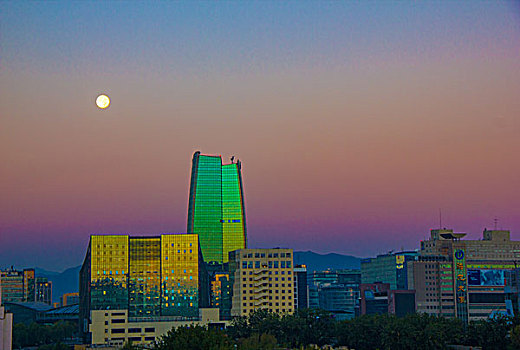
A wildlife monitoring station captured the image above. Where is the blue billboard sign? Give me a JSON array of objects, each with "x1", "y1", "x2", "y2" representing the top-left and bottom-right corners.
[{"x1": 467, "y1": 269, "x2": 505, "y2": 286}]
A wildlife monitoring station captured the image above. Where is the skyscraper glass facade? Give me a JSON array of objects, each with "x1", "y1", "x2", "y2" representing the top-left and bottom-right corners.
[
  {"x1": 89, "y1": 235, "x2": 129, "y2": 312},
  {"x1": 80, "y1": 233, "x2": 206, "y2": 337},
  {"x1": 129, "y1": 237, "x2": 161, "y2": 317},
  {"x1": 187, "y1": 152, "x2": 247, "y2": 264},
  {"x1": 160, "y1": 234, "x2": 200, "y2": 317}
]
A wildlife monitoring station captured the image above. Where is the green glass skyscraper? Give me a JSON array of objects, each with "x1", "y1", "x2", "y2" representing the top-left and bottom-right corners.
[{"x1": 187, "y1": 151, "x2": 247, "y2": 264}]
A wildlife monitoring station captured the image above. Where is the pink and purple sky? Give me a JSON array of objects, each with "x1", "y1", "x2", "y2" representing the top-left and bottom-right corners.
[{"x1": 1, "y1": 2, "x2": 519, "y2": 271}]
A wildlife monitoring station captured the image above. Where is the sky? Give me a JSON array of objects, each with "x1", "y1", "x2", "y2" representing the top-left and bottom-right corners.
[{"x1": 1, "y1": 1, "x2": 519, "y2": 271}]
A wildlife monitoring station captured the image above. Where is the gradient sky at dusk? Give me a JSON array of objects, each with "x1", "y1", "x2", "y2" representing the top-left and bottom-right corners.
[{"x1": 1, "y1": 2, "x2": 519, "y2": 271}]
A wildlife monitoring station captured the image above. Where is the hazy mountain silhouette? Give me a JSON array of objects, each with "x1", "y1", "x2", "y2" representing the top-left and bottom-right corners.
[
  {"x1": 293, "y1": 251, "x2": 361, "y2": 272},
  {"x1": 36, "y1": 266, "x2": 81, "y2": 303}
]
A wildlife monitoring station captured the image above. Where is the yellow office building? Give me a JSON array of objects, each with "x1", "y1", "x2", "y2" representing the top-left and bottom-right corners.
[{"x1": 79, "y1": 234, "x2": 210, "y2": 345}]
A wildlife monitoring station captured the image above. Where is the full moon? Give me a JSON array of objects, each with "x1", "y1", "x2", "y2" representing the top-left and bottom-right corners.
[{"x1": 95, "y1": 94, "x2": 110, "y2": 109}]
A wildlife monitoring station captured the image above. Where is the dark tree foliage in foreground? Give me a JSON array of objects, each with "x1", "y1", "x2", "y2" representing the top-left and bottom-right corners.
[
  {"x1": 464, "y1": 316, "x2": 519, "y2": 350},
  {"x1": 151, "y1": 310, "x2": 520, "y2": 350},
  {"x1": 227, "y1": 308, "x2": 335, "y2": 348},
  {"x1": 37, "y1": 343, "x2": 69, "y2": 350},
  {"x1": 12, "y1": 321, "x2": 77, "y2": 349},
  {"x1": 153, "y1": 324, "x2": 234, "y2": 350},
  {"x1": 336, "y1": 313, "x2": 466, "y2": 350}
]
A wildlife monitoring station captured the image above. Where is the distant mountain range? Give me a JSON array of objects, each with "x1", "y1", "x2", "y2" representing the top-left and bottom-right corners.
[
  {"x1": 293, "y1": 251, "x2": 361, "y2": 272},
  {"x1": 35, "y1": 251, "x2": 361, "y2": 302},
  {"x1": 36, "y1": 266, "x2": 81, "y2": 303}
]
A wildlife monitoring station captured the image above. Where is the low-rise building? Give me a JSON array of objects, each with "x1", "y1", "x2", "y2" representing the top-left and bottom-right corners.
[
  {"x1": 61, "y1": 292, "x2": 79, "y2": 307},
  {"x1": 3, "y1": 301, "x2": 53, "y2": 325},
  {"x1": 89, "y1": 308, "x2": 223, "y2": 346},
  {"x1": 39, "y1": 304, "x2": 80, "y2": 325},
  {"x1": 359, "y1": 282, "x2": 415, "y2": 317}
]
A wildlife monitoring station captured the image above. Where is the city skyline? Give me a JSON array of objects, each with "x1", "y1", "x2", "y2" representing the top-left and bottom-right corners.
[{"x1": 1, "y1": 1, "x2": 520, "y2": 271}]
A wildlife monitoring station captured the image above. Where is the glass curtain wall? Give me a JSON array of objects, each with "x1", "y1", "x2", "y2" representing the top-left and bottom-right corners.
[
  {"x1": 128, "y1": 237, "x2": 161, "y2": 317},
  {"x1": 161, "y1": 234, "x2": 199, "y2": 317},
  {"x1": 188, "y1": 152, "x2": 247, "y2": 264},
  {"x1": 222, "y1": 163, "x2": 246, "y2": 263},
  {"x1": 90, "y1": 235, "x2": 129, "y2": 311}
]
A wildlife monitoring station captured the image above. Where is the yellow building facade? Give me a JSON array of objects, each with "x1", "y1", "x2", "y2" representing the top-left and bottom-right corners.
[{"x1": 80, "y1": 234, "x2": 210, "y2": 344}]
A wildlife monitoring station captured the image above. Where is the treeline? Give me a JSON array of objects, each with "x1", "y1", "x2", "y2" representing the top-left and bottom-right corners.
[
  {"x1": 12, "y1": 321, "x2": 77, "y2": 349},
  {"x1": 148, "y1": 309, "x2": 520, "y2": 350}
]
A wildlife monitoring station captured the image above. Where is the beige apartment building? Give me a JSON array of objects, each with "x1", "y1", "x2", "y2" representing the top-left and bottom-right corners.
[{"x1": 229, "y1": 248, "x2": 295, "y2": 316}]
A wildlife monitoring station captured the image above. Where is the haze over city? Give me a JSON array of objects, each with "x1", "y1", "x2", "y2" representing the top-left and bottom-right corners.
[{"x1": 1, "y1": 1, "x2": 519, "y2": 271}]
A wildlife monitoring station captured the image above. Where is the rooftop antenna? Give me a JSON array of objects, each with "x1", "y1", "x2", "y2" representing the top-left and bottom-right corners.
[
  {"x1": 230, "y1": 155, "x2": 235, "y2": 163},
  {"x1": 494, "y1": 217, "x2": 498, "y2": 230},
  {"x1": 439, "y1": 208, "x2": 442, "y2": 229}
]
